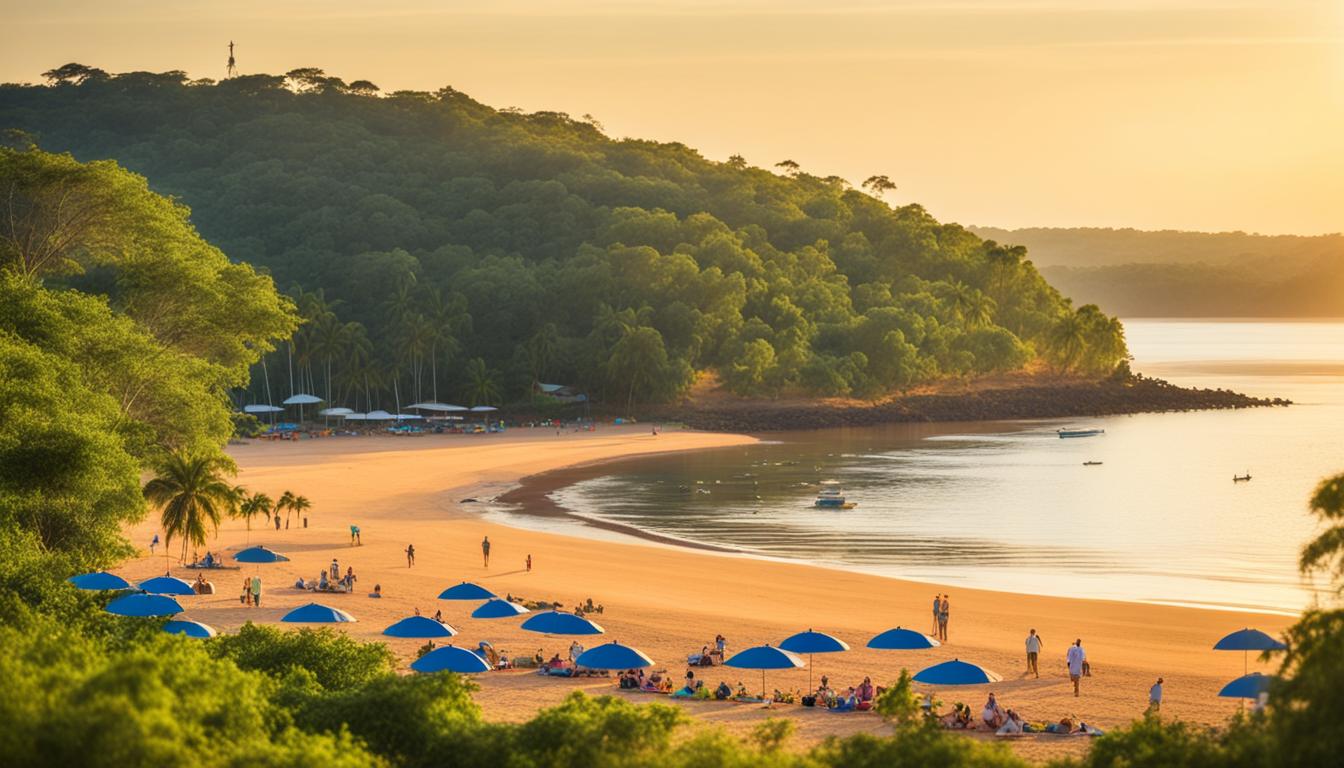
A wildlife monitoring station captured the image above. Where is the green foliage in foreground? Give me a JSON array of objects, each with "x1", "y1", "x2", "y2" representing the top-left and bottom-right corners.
[{"x1": 2, "y1": 69, "x2": 1128, "y2": 406}]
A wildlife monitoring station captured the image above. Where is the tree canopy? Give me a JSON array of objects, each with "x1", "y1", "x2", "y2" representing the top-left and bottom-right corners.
[{"x1": 1, "y1": 67, "x2": 1127, "y2": 409}]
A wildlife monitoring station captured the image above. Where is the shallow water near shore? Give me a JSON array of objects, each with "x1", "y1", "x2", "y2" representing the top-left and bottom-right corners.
[{"x1": 499, "y1": 320, "x2": 1344, "y2": 613}]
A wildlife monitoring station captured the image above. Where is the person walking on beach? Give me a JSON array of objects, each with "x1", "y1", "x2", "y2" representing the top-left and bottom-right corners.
[
  {"x1": 274, "y1": 512, "x2": 281, "y2": 530},
  {"x1": 330, "y1": 558, "x2": 340, "y2": 582},
  {"x1": 1025, "y1": 629, "x2": 1043, "y2": 678},
  {"x1": 242, "y1": 577, "x2": 252, "y2": 606},
  {"x1": 931, "y1": 594, "x2": 940, "y2": 636},
  {"x1": 481, "y1": 535, "x2": 491, "y2": 568},
  {"x1": 251, "y1": 575, "x2": 262, "y2": 608},
  {"x1": 938, "y1": 594, "x2": 950, "y2": 642},
  {"x1": 1147, "y1": 677, "x2": 1163, "y2": 714},
  {"x1": 406, "y1": 544, "x2": 415, "y2": 567},
  {"x1": 150, "y1": 533, "x2": 159, "y2": 555},
  {"x1": 1067, "y1": 639, "x2": 1087, "y2": 697},
  {"x1": 526, "y1": 554, "x2": 532, "y2": 572}
]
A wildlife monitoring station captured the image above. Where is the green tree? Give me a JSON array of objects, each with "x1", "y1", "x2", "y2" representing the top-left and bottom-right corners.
[
  {"x1": 463, "y1": 357, "x2": 501, "y2": 406},
  {"x1": 233, "y1": 491, "x2": 272, "y2": 545},
  {"x1": 142, "y1": 452, "x2": 236, "y2": 564}
]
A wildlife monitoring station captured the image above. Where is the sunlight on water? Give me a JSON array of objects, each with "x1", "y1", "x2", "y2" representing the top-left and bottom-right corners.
[{"x1": 546, "y1": 320, "x2": 1344, "y2": 613}]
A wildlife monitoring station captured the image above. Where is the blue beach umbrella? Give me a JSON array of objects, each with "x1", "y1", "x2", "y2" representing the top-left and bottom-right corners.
[
  {"x1": 471, "y1": 598, "x2": 529, "y2": 619},
  {"x1": 437, "y1": 581, "x2": 497, "y2": 601},
  {"x1": 780, "y1": 629, "x2": 849, "y2": 690},
  {"x1": 1214, "y1": 628, "x2": 1286, "y2": 675},
  {"x1": 383, "y1": 615, "x2": 458, "y2": 638},
  {"x1": 575, "y1": 641, "x2": 655, "y2": 670},
  {"x1": 234, "y1": 545, "x2": 289, "y2": 564},
  {"x1": 868, "y1": 626, "x2": 940, "y2": 650},
  {"x1": 282, "y1": 603, "x2": 356, "y2": 623},
  {"x1": 725, "y1": 644, "x2": 805, "y2": 699},
  {"x1": 138, "y1": 575, "x2": 196, "y2": 596},
  {"x1": 521, "y1": 610, "x2": 605, "y2": 635},
  {"x1": 105, "y1": 592, "x2": 183, "y2": 617},
  {"x1": 1218, "y1": 672, "x2": 1276, "y2": 700},
  {"x1": 411, "y1": 645, "x2": 493, "y2": 674},
  {"x1": 913, "y1": 659, "x2": 1001, "y2": 686},
  {"x1": 163, "y1": 619, "x2": 218, "y2": 638},
  {"x1": 68, "y1": 571, "x2": 132, "y2": 591}
]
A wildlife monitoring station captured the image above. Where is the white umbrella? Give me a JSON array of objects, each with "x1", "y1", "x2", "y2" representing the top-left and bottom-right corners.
[
  {"x1": 394, "y1": 414, "x2": 424, "y2": 420},
  {"x1": 470, "y1": 406, "x2": 498, "y2": 413},
  {"x1": 366, "y1": 410, "x2": 395, "y2": 420},
  {"x1": 319, "y1": 407, "x2": 355, "y2": 416},
  {"x1": 283, "y1": 394, "x2": 323, "y2": 405},
  {"x1": 408, "y1": 402, "x2": 465, "y2": 412},
  {"x1": 243, "y1": 404, "x2": 284, "y2": 414},
  {"x1": 343, "y1": 413, "x2": 369, "y2": 421}
]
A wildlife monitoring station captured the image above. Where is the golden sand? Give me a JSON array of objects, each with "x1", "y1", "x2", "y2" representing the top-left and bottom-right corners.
[{"x1": 121, "y1": 426, "x2": 1291, "y2": 761}]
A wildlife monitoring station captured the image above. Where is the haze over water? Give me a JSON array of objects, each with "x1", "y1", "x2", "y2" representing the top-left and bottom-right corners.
[{"x1": 536, "y1": 320, "x2": 1344, "y2": 613}]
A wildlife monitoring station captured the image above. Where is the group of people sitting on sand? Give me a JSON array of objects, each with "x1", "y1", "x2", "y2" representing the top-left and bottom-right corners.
[
  {"x1": 187, "y1": 551, "x2": 230, "y2": 569},
  {"x1": 191, "y1": 574, "x2": 215, "y2": 594},
  {"x1": 295, "y1": 564, "x2": 359, "y2": 593},
  {"x1": 504, "y1": 594, "x2": 606, "y2": 616},
  {"x1": 933, "y1": 692, "x2": 1103, "y2": 736},
  {"x1": 803, "y1": 675, "x2": 879, "y2": 711},
  {"x1": 686, "y1": 634, "x2": 728, "y2": 667}
]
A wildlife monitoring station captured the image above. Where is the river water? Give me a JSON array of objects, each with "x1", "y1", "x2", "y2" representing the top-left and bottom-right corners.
[{"x1": 504, "y1": 320, "x2": 1344, "y2": 614}]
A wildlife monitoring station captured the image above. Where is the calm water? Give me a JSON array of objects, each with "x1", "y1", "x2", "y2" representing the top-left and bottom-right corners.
[{"x1": 501, "y1": 320, "x2": 1344, "y2": 613}]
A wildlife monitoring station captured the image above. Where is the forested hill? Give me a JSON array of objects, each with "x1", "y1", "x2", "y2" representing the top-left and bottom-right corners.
[
  {"x1": 971, "y1": 226, "x2": 1344, "y2": 317},
  {"x1": 1, "y1": 66, "x2": 1125, "y2": 408}
]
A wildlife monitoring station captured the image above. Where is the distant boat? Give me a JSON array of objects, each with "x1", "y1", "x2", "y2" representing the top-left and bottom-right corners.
[
  {"x1": 1083, "y1": 461, "x2": 1103, "y2": 466},
  {"x1": 1233, "y1": 473, "x2": 1252, "y2": 482},
  {"x1": 814, "y1": 480, "x2": 855, "y2": 509},
  {"x1": 1058, "y1": 428, "x2": 1105, "y2": 438}
]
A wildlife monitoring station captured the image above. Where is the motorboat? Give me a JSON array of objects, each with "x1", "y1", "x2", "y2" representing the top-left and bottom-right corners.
[
  {"x1": 814, "y1": 480, "x2": 855, "y2": 509},
  {"x1": 1058, "y1": 428, "x2": 1105, "y2": 438}
]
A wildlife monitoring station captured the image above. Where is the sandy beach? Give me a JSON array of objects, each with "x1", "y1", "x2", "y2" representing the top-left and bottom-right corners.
[{"x1": 121, "y1": 426, "x2": 1292, "y2": 762}]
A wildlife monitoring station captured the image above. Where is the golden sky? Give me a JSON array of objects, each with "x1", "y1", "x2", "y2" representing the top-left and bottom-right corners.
[{"x1": 3, "y1": 1, "x2": 1341, "y2": 234}]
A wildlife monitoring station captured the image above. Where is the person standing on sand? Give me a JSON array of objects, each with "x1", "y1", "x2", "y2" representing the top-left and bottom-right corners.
[
  {"x1": 931, "y1": 594, "x2": 940, "y2": 636},
  {"x1": 274, "y1": 513, "x2": 281, "y2": 530},
  {"x1": 526, "y1": 554, "x2": 532, "y2": 572},
  {"x1": 406, "y1": 544, "x2": 415, "y2": 567},
  {"x1": 242, "y1": 577, "x2": 252, "y2": 606},
  {"x1": 1025, "y1": 629, "x2": 1043, "y2": 677},
  {"x1": 330, "y1": 558, "x2": 340, "y2": 582},
  {"x1": 481, "y1": 536, "x2": 491, "y2": 568},
  {"x1": 251, "y1": 575, "x2": 262, "y2": 608},
  {"x1": 1148, "y1": 677, "x2": 1163, "y2": 713},
  {"x1": 938, "y1": 595, "x2": 950, "y2": 642},
  {"x1": 150, "y1": 533, "x2": 159, "y2": 555},
  {"x1": 1067, "y1": 639, "x2": 1087, "y2": 697}
]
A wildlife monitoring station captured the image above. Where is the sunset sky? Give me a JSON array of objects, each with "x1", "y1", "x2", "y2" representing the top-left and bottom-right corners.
[{"x1": 3, "y1": 0, "x2": 1341, "y2": 234}]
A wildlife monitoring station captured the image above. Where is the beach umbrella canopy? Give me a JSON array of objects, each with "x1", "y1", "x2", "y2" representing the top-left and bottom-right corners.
[
  {"x1": 575, "y1": 641, "x2": 654, "y2": 670},
  {"x1": 283, "y1": 393, "x2": 323, "y2": 405},
  {"x1": 1218, "y1": 672, "x2": 1276, "y2": 700},
  {"x1": 282, "y1": 603, "x2": 357, "y2": 623},
  {"x1": 408, "y1": 402, "x2": 468, "y2": 412},
  {"x1": 163, "y1": 619, "x2": 218, "y2": 639},
  {"x1": 725, "y1": 644, "x2": 805, "y2": 699},
  {"x1": 233, "y1": 546, "x2": 289, "y2": 564},
  {"x1": 521, "y1": 610, "x2": 605, "y2": 635},
  {"x1": 366, "y1": 410, "x2": 395, "y2": 420},
  {"x1": 1214, "y1": 628, "x2": 1286, "y2": 652},
  {"x1": 471, "y1": 598, "x2": 530, "y2": 619},
  {"x1": 105, "y1": 593, "x2": 183, "y2": 617},
  {"x1": 319, "y1": 407, "x2": 354, "y2": 416},
  {"x1": 138, "y1": 575, "x2": 196, "y2": 596},
  {"x1": 68, "y1": 571, "x2": 132, "y2": 591},
  {"x1": 780, "y1": 629, "x2": 849, "y2": 690},
  {"x1": 243, "y1": 404, "x2": 284, "y2": 414},
  {"x1": 912, "y1": 659, "x2": 1001, "y2": 686},
  {"x1": 393, "y1": 414, "x2": 424, "y2": 420},
  {"x1": 411, "y1": 645, "x2": 493, "y2": 674},
  {"x1": 383, "y1": 616, "x2": 458, "y2": 638},
  {"x1": 868, "y1": 627, "x2": 941, "y2": 650},
  {"x1": 344, "y1": 413, "x2": 369, "y2": 420},
  {"x1": 437, "y1": 582, "x2": 496, "y2": 601},
  {"x1": 470, "y1": 405, "x2": 498, "y2": 413}
]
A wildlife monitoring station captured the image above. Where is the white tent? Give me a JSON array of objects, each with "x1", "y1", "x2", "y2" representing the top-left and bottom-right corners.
[
  {"x1": 365, "y1": 410, "x2": 395, "y2": 420},
  {"x1": 319, "y1": 407, "x2": 355, "y2": 416},
  {"x1": 243, "y1": 404, "x2": 284, "y2": 414},
  {"x1": 408, "y1": 402, "x2": 469, "y2": 412},
  {"x1": 283, "y1": 394, "x2": 323, "y2": 405}
]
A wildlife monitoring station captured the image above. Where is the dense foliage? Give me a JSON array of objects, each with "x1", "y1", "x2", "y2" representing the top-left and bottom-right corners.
[
  {"x1": 1, "y1": 67, "x2": 1127, "y2": 407},
  {"x1": 973, "y1": 227, "x2": 1344, "y2": 318}
]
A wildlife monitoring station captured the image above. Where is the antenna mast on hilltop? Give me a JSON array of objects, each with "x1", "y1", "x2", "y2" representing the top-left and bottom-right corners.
[{"x1": 227, "y1": 41, "x2": 237, "y2": 77}]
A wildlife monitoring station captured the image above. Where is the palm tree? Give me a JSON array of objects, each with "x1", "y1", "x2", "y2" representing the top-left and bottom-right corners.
[
  {"x1": 276, "y1": 490, "x2": 296, "y2": 530},
  {"x1": 861, "y1": 174, "x2": 897, "y2": 199},
  {"x1": 1301, "y1": 473, "x2": 1344, "y2": 591},
  {"x1": 464, "y1": 357, "x2": 502, "y2": 406},
  {"x1": 290, "y1": 495, "x2": 312, "y2": 528},
  {"x1": 233, "y1": 491, "x2": 273, "y2": 545},
  {"x1": 143, "y1": 452, "x2": 237, "y2": 565},
  {"x1": 1047, "y1": 312, "x2": 1087, "y2": 374}
]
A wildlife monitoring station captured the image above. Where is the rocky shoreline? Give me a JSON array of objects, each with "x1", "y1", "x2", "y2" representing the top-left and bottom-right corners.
[{"x1": 645, "y1": 374, "x2": 1289, "y2": 433}]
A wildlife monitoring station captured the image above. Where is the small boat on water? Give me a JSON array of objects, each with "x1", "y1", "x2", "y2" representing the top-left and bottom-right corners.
[
  {"x1": 814, "y1": 480, "x2": 855, "y2": 509},
  {"x1": 1058, "y1": 428, "x2": 1105, "y2": 438},
  {"x1": 1233, "y1": 473, "x2": 1252, "y2": 482},
  {"x1": 1083, "y1": 461, "x2": 1103, "y2": 466}
]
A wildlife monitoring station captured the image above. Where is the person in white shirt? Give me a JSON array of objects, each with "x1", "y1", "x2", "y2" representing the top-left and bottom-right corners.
[
  {"x1": 1148, "y1": 677, "x2": 1163, "y2": 713},
  {"x1": 1066, "y1": 638, "x2": 1087, "y2": 697},
  {"x1": 1025, "y1": 629, "x2": 1043, "y2": 678}
]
